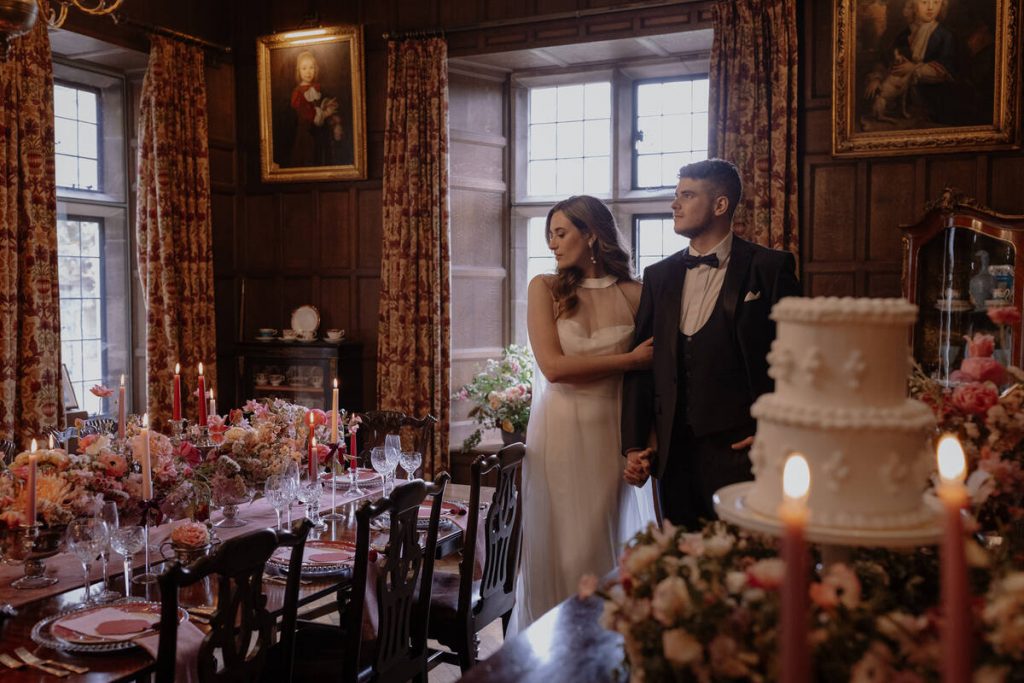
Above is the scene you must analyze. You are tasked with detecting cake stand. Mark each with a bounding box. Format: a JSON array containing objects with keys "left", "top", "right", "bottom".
[{"left": 714, "top": 482, "right": 943, "bottom": 548}]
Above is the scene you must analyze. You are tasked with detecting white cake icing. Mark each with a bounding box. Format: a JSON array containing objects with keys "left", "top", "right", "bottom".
[{"left": 745, "top": 297, "right": 936, "bottom": 530}]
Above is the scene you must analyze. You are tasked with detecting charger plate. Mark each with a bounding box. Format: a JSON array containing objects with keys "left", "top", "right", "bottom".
[{"left": 32, "top": 598, "right": 187, "bottom": 654}]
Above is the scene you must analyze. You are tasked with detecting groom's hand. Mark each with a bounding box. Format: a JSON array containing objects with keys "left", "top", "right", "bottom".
[{"left": 624, "top": 448, "right": 653, "bottom": 486}]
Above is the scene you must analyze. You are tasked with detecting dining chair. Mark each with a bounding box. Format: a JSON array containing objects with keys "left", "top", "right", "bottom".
[
  {"left": 355, "top": 410, "right": 437, "bottom": 476},
  {"left": 0, "top": 439, "right": 16, "bottom": 465},
  {"left": 426, "top": 442, "right": 525, "bottom": 673},
  {"left": 291, "top": 473, "right": 450, "bottom": 683},
  {"left": 155, "top": 519, "right": 313, "bottom": 683}
]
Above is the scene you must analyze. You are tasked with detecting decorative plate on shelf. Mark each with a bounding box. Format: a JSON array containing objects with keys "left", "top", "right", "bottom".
[{"left": 290, "top": 305, "right": 320, "bottom": 335}]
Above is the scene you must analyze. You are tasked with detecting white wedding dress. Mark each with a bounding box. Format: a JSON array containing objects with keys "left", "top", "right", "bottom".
[{"left": 510, "top": 275, "right": 657, "bottom": 632}]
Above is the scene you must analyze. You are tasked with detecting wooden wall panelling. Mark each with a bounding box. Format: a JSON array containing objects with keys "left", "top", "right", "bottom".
[
  {"left": 319, "top": 191, "right": 353, "bottom": 269},
  {"left": 808, "top": 163, "right": 857, "bottom": 263},
  {"left": 806, "top": 272, "right": 856, "bottom": 298},
  {"left": 280, "top": 193, "right": 317, "bottom": 271},
  {"left": 867, "top": 161, "right": 917, "bottom": 263},
  {"left": 926, "top": 157, "right": 980, "bottom": 202},
  {"left": 989, "top": 156, "right": 1024, "bottom": 214}
]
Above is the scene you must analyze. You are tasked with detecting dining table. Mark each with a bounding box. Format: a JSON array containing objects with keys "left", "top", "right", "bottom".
[{"left": 0, "top": 479, "right": 488, "bottom": 682}]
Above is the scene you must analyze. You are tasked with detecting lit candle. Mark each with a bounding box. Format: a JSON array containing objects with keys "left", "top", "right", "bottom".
[
  {"left": 331, "top": 379, "right": 339, "bottom": 443},
  {"left": 937, "top": 435, "right": 971, "bottom": 683},
  {"left": 140, "top": 413, "right": 153, "bottom": 500},
  {"left": 779, "top": 453, "right": 811, "bottom": 683},
  {"left": 208, "top": 388, "right": 216, "bottom": 418},
  {"left": 308, "top": 411, "right": 317, "bottom": 479},
  {"left": 117, "top": 374, "right": 126, "bottom": 441},
  {"left": 197, "top": 363, "right": 207, "bottom": 427},
  {"left": 48, "top": 434, "right": 54, "bottom": 450},
  {"left": 172, "top": 362, "right": 182, "bottom": 421},
  {"left": 26, "top": 439, "right": 38, "bottom": 525}
]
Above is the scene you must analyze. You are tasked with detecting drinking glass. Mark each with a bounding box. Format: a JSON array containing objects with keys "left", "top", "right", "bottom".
[
  {"left": 297, "top": 476, "right": 324, "bottom": 528},
  {"left": 383, "top": 440, "right": 401, "bottom": 490},
  {"left": 110, "top": 526, "right": 145, "bottom": 596},
  {"left": 284, "top": 461, "right": 300, "bottom": 525},
  {"left": 398, "top": 451, "right": 422, "bottom": 480},
  {"left": 322, "top": 451, "right": 344, "bottom": 521},
  {"left": 264, "top": 475, "right": 288, "bottom": 530},
  {"left": 66, "top": 518, "right": 108, "bottom": 605},
  {"left": 95, "top": 501, "right": 120, "bottom": 602},
  {"left": 370, "top": 446, "right": 390, "bottom": 494}
]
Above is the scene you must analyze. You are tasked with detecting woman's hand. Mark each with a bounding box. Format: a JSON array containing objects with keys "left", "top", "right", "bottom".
[{"left": 628, "top": 337, "right": 654, "bottom": 370}]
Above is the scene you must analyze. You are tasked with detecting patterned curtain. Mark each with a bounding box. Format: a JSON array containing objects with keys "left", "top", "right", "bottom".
[
  {"left": 136, "top": 37, "right": 216, "bottom": 430},
  {"left": 709, "top": 0, "right": 799, "bottom": 256},
  {"left": 378, "top": 38, "right": 451, "bottom": 477},
  {"left": 0, "top": 5, "right": 61, "bottom": 445}
]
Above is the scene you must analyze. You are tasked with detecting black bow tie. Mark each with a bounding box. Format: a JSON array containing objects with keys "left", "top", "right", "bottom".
[{"left": 681, "top": 252, "right": 720, "bottom": 269}]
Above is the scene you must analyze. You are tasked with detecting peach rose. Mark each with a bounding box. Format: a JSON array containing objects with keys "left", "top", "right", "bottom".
[
  {"left": 959, "top": 356, "right": 1006, "bottom": 385},
  {"left": 988, "top": 307, "right": 1022, "bottom": 326},
  {"left": 171, "top": 521, "right": 210, "bottom": 548},
  {"left": 951, "top": 382, "right": 999, "bottom": 416},
  {"left": 964, "top": 333, "right": 995, "bottom": 359}
]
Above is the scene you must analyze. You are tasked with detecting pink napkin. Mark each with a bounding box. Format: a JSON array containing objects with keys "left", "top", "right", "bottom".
[
  {"left": 57, "top": 606, "right": 160, "bottom": 642},
  {"left": 135, "top": 618, "right": 206, "bottom": 683}
]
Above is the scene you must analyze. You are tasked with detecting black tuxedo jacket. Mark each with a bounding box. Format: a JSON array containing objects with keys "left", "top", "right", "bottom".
[{"left": 620, "top": 235, "right": 802, "bottom": 479}]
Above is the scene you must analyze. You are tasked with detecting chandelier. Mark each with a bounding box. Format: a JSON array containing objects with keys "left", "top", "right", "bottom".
[{"left": 0, "top": 0, "right": 124, "bottom": 53}]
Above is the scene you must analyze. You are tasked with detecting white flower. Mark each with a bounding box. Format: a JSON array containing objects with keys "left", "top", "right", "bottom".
[
  {"left": 703, "top": 529, "right": 735, "bottom": 558},
  {"left": 662, "top": 628, "right": 702, "bottom": 667},
  {"left": 623, "top": 544, "right": 661, "bottom": 576},
  {"left": 84, "top": 435, "right": 110, "bottom": 456},
  {"left": 746, "top": 557, "right": 785, "bottom": 590},
  {"left": 651, "top": 575, "right": 691, "bottom": 625},
  {"left": 725, "top": 571, "right": 748, "bottom": 595}
]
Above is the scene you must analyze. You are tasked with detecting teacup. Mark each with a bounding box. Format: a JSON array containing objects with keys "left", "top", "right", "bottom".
[
  {"left": 297, "top": 330, "right": 316, "bottom": 341},
  {"left": 255, "top": 372, "right": 268, "bottom": 385},
  {"left": 269, "top": 374, "right": 285, "bottom": 386},
  {"left": 281, "top": 329, "right": 297, "bottom": 340},
  {"left": 310, "top": 375, "right": 324, "bottom": 388},
  {"left": 257, "top": 328, "right": 276, "bottom": 337},
  {"left": 326, "top": 328, "right": 344, "bottom": 340}
]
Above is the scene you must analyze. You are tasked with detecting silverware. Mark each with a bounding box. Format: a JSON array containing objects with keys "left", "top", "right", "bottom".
[
  {"left": 15, "top": 648, "right": 88, "bottom": 674},
  {"left": 0, "top": 653, "right": 24, "bottom": 669},
  {"left": 11, "top": 648, "right": 69, "bottom": 677}
]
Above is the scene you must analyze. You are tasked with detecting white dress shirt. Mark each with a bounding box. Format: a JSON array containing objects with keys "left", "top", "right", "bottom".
[{"left": 679, "top": 232, "right": 733, "bottom": 336}]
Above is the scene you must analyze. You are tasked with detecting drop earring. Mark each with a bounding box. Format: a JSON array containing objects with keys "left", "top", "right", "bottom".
[{"left": 589, "top": 241, "right": 597, "bottom": 264}]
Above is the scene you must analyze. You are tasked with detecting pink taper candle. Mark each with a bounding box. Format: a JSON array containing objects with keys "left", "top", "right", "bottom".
[
  {"left": 197, "top": 363, "right": 207, "bottom": 427},
  {"left": 117, "top": 375, "right": 126, "bottom": 441},
  {"left": 779, "top": 453, "right": 811, "bottom": 683},
  {"left": 26, "top": 440, "right": 38, "bottom": 524},
  {"left": 308, "top": 411, "right": 317, "bottom": 479},
  {"left": 937, "top": 435, "right": 972, "bottom": 683},
  {"left": 330, "top": 378, "right": 339, "bottom": 443},
  {"left": 172, "top": 363, "right": 182, "bottom": 421}
]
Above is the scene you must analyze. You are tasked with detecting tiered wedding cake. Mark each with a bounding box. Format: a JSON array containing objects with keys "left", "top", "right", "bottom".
[{"left": 742, "top": 297, "right": 936, "bottom": 531}]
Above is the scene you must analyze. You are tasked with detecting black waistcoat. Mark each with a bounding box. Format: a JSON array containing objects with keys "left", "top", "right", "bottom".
[{"left": 676, "top": 290, "right": 754, "bottom": 438}]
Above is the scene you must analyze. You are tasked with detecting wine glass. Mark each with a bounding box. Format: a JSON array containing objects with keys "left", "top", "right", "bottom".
[
  {"left": 264, "top": 475, "right": 288, "bottom": 530},
  {"left": 383, "top": 440, "right": 401, "bottom": 490},
  {"left": 110, "top": 526, "right": 145, "bottom": 596},
  {"left": 398, "top": 450, "right": 422, "bottom": 480},
  {"left": 284, "top": 461, "right": 300, "bottom": 525},
  {"left": 94, "top": 500, "right": 120, "bottom": 602},
  {"left": 370, "top": 446, "right": 390, "bottom": 494},
  {"left": 66, "top": 518, "right": 108, "bottom": 605},
  {"left": 297, "top": 476, "right": 324, "bottom": 528}
]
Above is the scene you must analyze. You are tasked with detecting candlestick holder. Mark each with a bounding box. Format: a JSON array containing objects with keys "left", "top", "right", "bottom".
[
  {"left": 9, "top": 524, "right": 61, "bottom": 589},
  {"left": 168, "top": 418, "right": 188, "bottom": 446},
  {"left": 132, "top": 505, "right": 159, "bottom": 584},
  {"left": 191, "top": 425, "right": 215, "bottom": 449},
  {"left": 322, "top": 443, "right": 344, "bottom": 521},
  {"left": 347, "top": 449, "right": 366, "bottom": 497}
]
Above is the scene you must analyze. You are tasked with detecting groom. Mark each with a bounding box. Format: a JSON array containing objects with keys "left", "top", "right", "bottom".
[{"left": 620, "top": 159, "right": 801, "bottom": 529}]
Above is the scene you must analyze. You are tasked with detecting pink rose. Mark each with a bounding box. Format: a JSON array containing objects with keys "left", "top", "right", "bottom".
[
  {"left": 963, "top": 333, "right": 995, "bottom": 359},
  {"left": 951, "top": 382, "right": 999, "bottom": 416},
  {"left": 315, "top": 443, "right": 331, "bottom": 464},
  {"left": 90, "top": 384, "right": 114, "bottom": 398},
  {"left": 171, "top": 521, "right": 210, "bottom": 548},
  {"left": 175, "top": 442, "right": 203, "bottom": 467},
  {"left": 988, "top": 306, "right": 1022, "bottom": 326},
  {"left": 959, "top": 356, "right": 1006, "bottom": 385}
]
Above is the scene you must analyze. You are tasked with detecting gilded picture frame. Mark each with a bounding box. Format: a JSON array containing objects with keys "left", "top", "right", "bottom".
[
  {"left": 257, "top": 25, "right": 367, "bottom": 182},
  {"left": 833, "top": 0, "right": 1021, "bottom": 157}
]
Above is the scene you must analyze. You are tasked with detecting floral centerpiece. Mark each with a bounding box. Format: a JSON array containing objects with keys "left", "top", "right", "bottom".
[
  {"left": 453, "top": 344, "right": 533, "bottom": 450},
  {"left": 594, "top": 520, "right": 1023, "bottom": 681}
]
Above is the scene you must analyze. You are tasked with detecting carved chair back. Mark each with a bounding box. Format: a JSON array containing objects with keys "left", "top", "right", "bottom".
[
  {"left": 0, "top": 440, "right": 16, "bottom": 465},
  {"left": 155, "top": 520, "right": 313, "bottom": 683},
  {"left": 344, "top": 473, "right": 449, "bottom": 683},
  {"left": 355, "top": 410, "right": 436, "bottom": 475}
]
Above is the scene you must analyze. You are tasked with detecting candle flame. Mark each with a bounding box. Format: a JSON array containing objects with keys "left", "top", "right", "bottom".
[
  {"left": 209, "top": 389, "right": 214, "bottom": 399},
  {"left": 198, "top": 362, "right": 204, "bottom": 376},
  {"left": 48, "top": 435, "right": 54, "bottom": 449},
  {"left": 309, "top": 411, "right": 315, "bottom": 425},
  {"left": 120, "top": 374, "right": 125, "bottom": 386},
  {"left": 30, "top": 438, "right": 37, "bottom": 452},
  {"left": 782, "top": 453, "right": 811, "bottom": 502},
  {"left": 175, "top": 362, "right": 180, "bottom": 374},
  {"left": 937, "top": 434, "right": 966, "bottom": 484},
  {"left": 142, "top": 413, "right": 149, "bottom": 429},
  {"left": 333, "top": 378, "right": 338, "bottom": 388}
]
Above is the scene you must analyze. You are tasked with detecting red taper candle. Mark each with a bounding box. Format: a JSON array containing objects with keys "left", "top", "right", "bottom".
[
  {"left": 937, "top": 435, "right": 972, "bottom": 683},
  {"left": 780, "top": 453, "right": 811, "bottom": 683}
]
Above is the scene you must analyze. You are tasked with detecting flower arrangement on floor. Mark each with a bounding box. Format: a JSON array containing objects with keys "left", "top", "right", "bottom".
[
  {"left": 453, "top": 344, "right": 534, "bottom": 450},
  {"left": 594, "top": 520, "right": 1023, "bottom": 682}
]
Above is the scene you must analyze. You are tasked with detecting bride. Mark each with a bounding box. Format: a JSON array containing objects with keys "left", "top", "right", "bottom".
[{"left": 511, "top": 195, "right": 657, "bottom": 631}]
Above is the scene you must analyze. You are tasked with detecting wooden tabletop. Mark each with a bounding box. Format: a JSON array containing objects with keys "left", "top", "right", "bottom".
[
  {"left": 457, "top": 595, "right": 624, "bottom": 683},
  {"left": 0, "top": 483, "right": 483, "bottom": 682}
]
